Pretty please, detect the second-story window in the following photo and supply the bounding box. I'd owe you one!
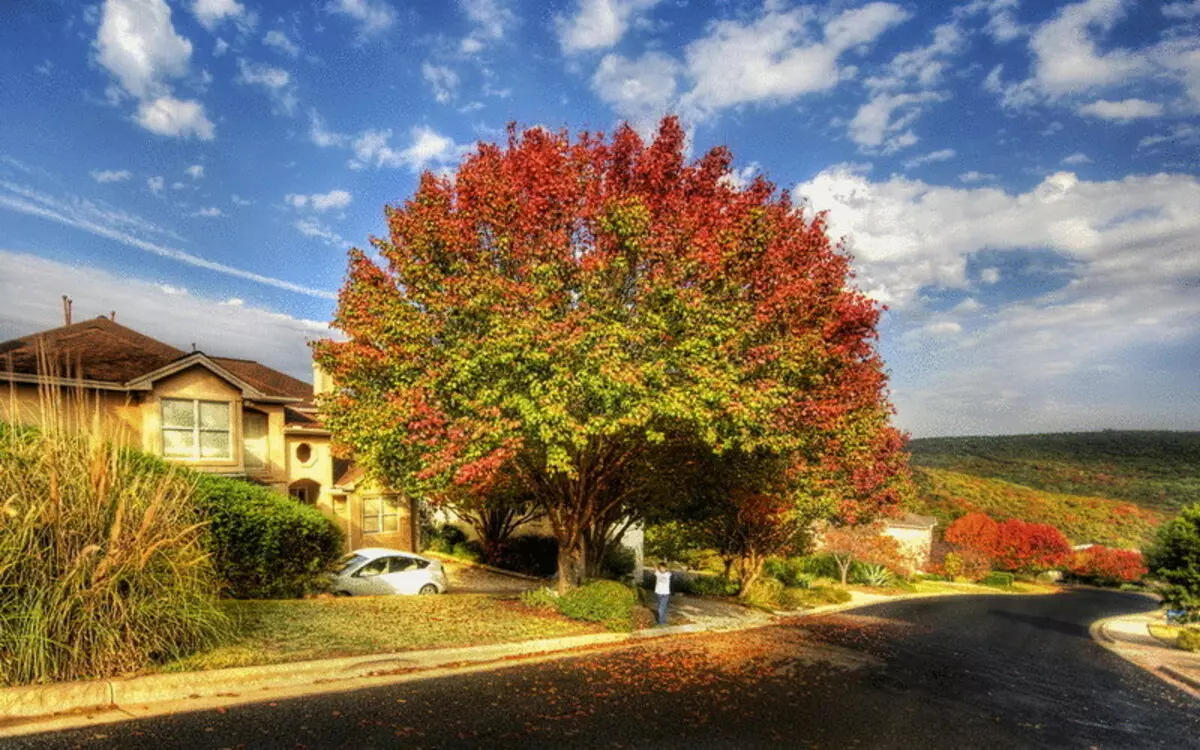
[162,399,232,460]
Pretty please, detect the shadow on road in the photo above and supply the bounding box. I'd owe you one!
[987,609,1089,638]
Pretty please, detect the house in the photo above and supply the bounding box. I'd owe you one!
[0,314,416,554]
[882,513,938,571]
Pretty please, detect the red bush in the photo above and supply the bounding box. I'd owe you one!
[1069,546,1146,584]
[945,512,1071,572]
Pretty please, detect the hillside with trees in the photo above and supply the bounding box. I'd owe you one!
[906,431,1200,548]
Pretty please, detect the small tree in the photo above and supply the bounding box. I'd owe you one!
[701,492,801,596]
[1069,546,1147,585]
[819,522,903,585]
[946,513,1071,573]
[1147,503,1200,616]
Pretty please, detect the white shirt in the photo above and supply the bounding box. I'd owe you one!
[654,570,671,595]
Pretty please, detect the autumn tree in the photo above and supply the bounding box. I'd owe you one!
[314,118,903,591]
[1069,546,1147,585]
[817,522,905,585]
[945,513,1072,573]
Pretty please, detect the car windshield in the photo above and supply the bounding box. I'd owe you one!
[335,554,367,575]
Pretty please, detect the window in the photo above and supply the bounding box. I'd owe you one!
[355,558,388,577]
[387,557,414,574]
[362,495,400,534]
[295,442,313,465]
[161,399,231,460]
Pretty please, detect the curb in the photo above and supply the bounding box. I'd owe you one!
[1160,665,1200,691]
[1089,611,1200,700]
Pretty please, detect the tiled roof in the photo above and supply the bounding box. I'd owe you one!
[0,317,313,401]
[0,316,184,382]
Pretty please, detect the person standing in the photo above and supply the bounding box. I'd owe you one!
[654,560,672,626]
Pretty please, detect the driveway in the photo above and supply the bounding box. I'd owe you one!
[11,589,1198,748]
[438,558,545,595]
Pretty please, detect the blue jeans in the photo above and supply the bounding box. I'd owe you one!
[656,593,669,625]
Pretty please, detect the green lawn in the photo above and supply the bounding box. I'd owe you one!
[165,594,602,673]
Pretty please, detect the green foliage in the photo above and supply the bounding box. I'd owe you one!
[763,557,813,588]
[555,581,640,631]
[981,571,1015,588]
[191,474,343,599]
[1147,503,1200,613]
[645,520,705,564]
[451,541,484,563]
[742,577,785,610]
[601,544,637,579]
[0,416,228,685]
[518,587,559,611]
[909,431,1200,512]
[910,467,1162,548]
[1178,628,1200,652]
[783,585,853,609]
[853,563,893,587]
[676,573,740,597]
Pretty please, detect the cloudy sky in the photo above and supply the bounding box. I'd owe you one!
[1,0,1197,437]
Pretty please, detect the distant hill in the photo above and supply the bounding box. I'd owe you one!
[905,431,1200,549]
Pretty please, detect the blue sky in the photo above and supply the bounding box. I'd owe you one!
[1,0,1198,437]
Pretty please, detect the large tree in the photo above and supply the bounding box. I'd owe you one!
[314,118,903,591]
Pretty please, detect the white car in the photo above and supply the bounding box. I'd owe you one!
[331,548,448,596]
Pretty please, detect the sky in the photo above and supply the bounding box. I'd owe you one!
[0,0,1197,438]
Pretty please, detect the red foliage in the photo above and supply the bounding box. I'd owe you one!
[1069,546,1147,584]
[945,512,1071,572]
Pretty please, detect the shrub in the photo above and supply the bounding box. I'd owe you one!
[601,544,637,579]
[671,572,739,597]
[493,534,558,577]
[853,563,893,587]
[742,577,785,610]
[192,474,343,599]
[426,536,453,554]
[1178,628,1200,652]
[945,512,1071,572]
[437,523,469,547]
[764,557,814,588]
[518,586,558,611]
[0,413,229,685]
[939,548,992,582]
[1068,546,1147,585]
[556,580,640,631]
[981,572,1015,588]
[784,585,853,609]
[451,540,483,563]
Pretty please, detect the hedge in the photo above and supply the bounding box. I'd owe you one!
[191,474,343,599]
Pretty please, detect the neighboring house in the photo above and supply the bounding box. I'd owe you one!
[0,315,416,554]
[883,513,938,571]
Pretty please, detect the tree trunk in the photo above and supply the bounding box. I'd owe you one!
[555,540,584,594]
[836,557,851,585]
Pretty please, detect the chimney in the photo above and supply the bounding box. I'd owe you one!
[61,295,72,326]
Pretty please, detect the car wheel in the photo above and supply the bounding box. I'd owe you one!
[418,584,439,595]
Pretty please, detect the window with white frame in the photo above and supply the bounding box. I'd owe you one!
[362,495,400,534]
[161,399,232,461]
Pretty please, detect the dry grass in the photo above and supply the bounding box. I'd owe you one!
[165,594,602,672]
[0,376,229,686]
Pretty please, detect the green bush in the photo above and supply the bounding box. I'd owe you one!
[981,571,1015,588]
[669,572,738,597]
[1,415,229,685]
[784,585,852,609]
[764,557,815,588]
[426,536,453,554]
[742,578,785,610]
[556,581,640,631]
[518,586,559,611]
[799,554,841,580]
[1178,628,1200,652]
[192,474,343,599]
[853,563,893,587]
[1147,503,1200,618]
[602,544,637,579]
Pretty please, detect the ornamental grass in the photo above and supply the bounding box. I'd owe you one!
[0,377,228,686]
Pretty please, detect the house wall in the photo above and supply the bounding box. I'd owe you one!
[0,380,144,441]
[883,525,934,571]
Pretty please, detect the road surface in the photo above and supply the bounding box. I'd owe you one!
[11,588,1198,749]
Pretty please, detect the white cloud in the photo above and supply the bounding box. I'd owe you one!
[902,148,956,169]
[0,250,328,380]
[925,320,963,336]
[263,30,300,57]
[0,179,334,299]
[191,206,222,217]
[349,126,467,172]
[459,0,517,52]
[134,96,216,140]
[591,52,680,136]
[1077,98,1164,121]
[680,3,910,119]
[1061,152,1092,165]
[236,59,298,114]
[422,63,459,104]
[1164,1,1200,19]
[184,164,205,179]
[192,0,245,30]
[958,170,996,183]
[90,169,132,183]
[231,194,252,206]
[979,267,1001,284]
[214,37,229,57]
[294,217,348,248]
[94,0,192,100]
[147,176,164,193]
[285,189,352,212]
[309,111,346,147]
[1138,123,1200,149]
[1029,0,1149,98]
[326,0,396,37]
[849,91,943,152]
[556,0,661,54]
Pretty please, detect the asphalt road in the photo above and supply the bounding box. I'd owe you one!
[12,589,1198,749]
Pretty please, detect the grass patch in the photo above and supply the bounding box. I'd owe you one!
[165,594,601,672]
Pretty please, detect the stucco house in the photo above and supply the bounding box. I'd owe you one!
[0,314,416,554]
[882,513,938,571]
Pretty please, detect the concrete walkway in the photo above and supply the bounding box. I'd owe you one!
[1093,609,1200,698]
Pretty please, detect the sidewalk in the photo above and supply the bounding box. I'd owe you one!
[1092,609,1200,698]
